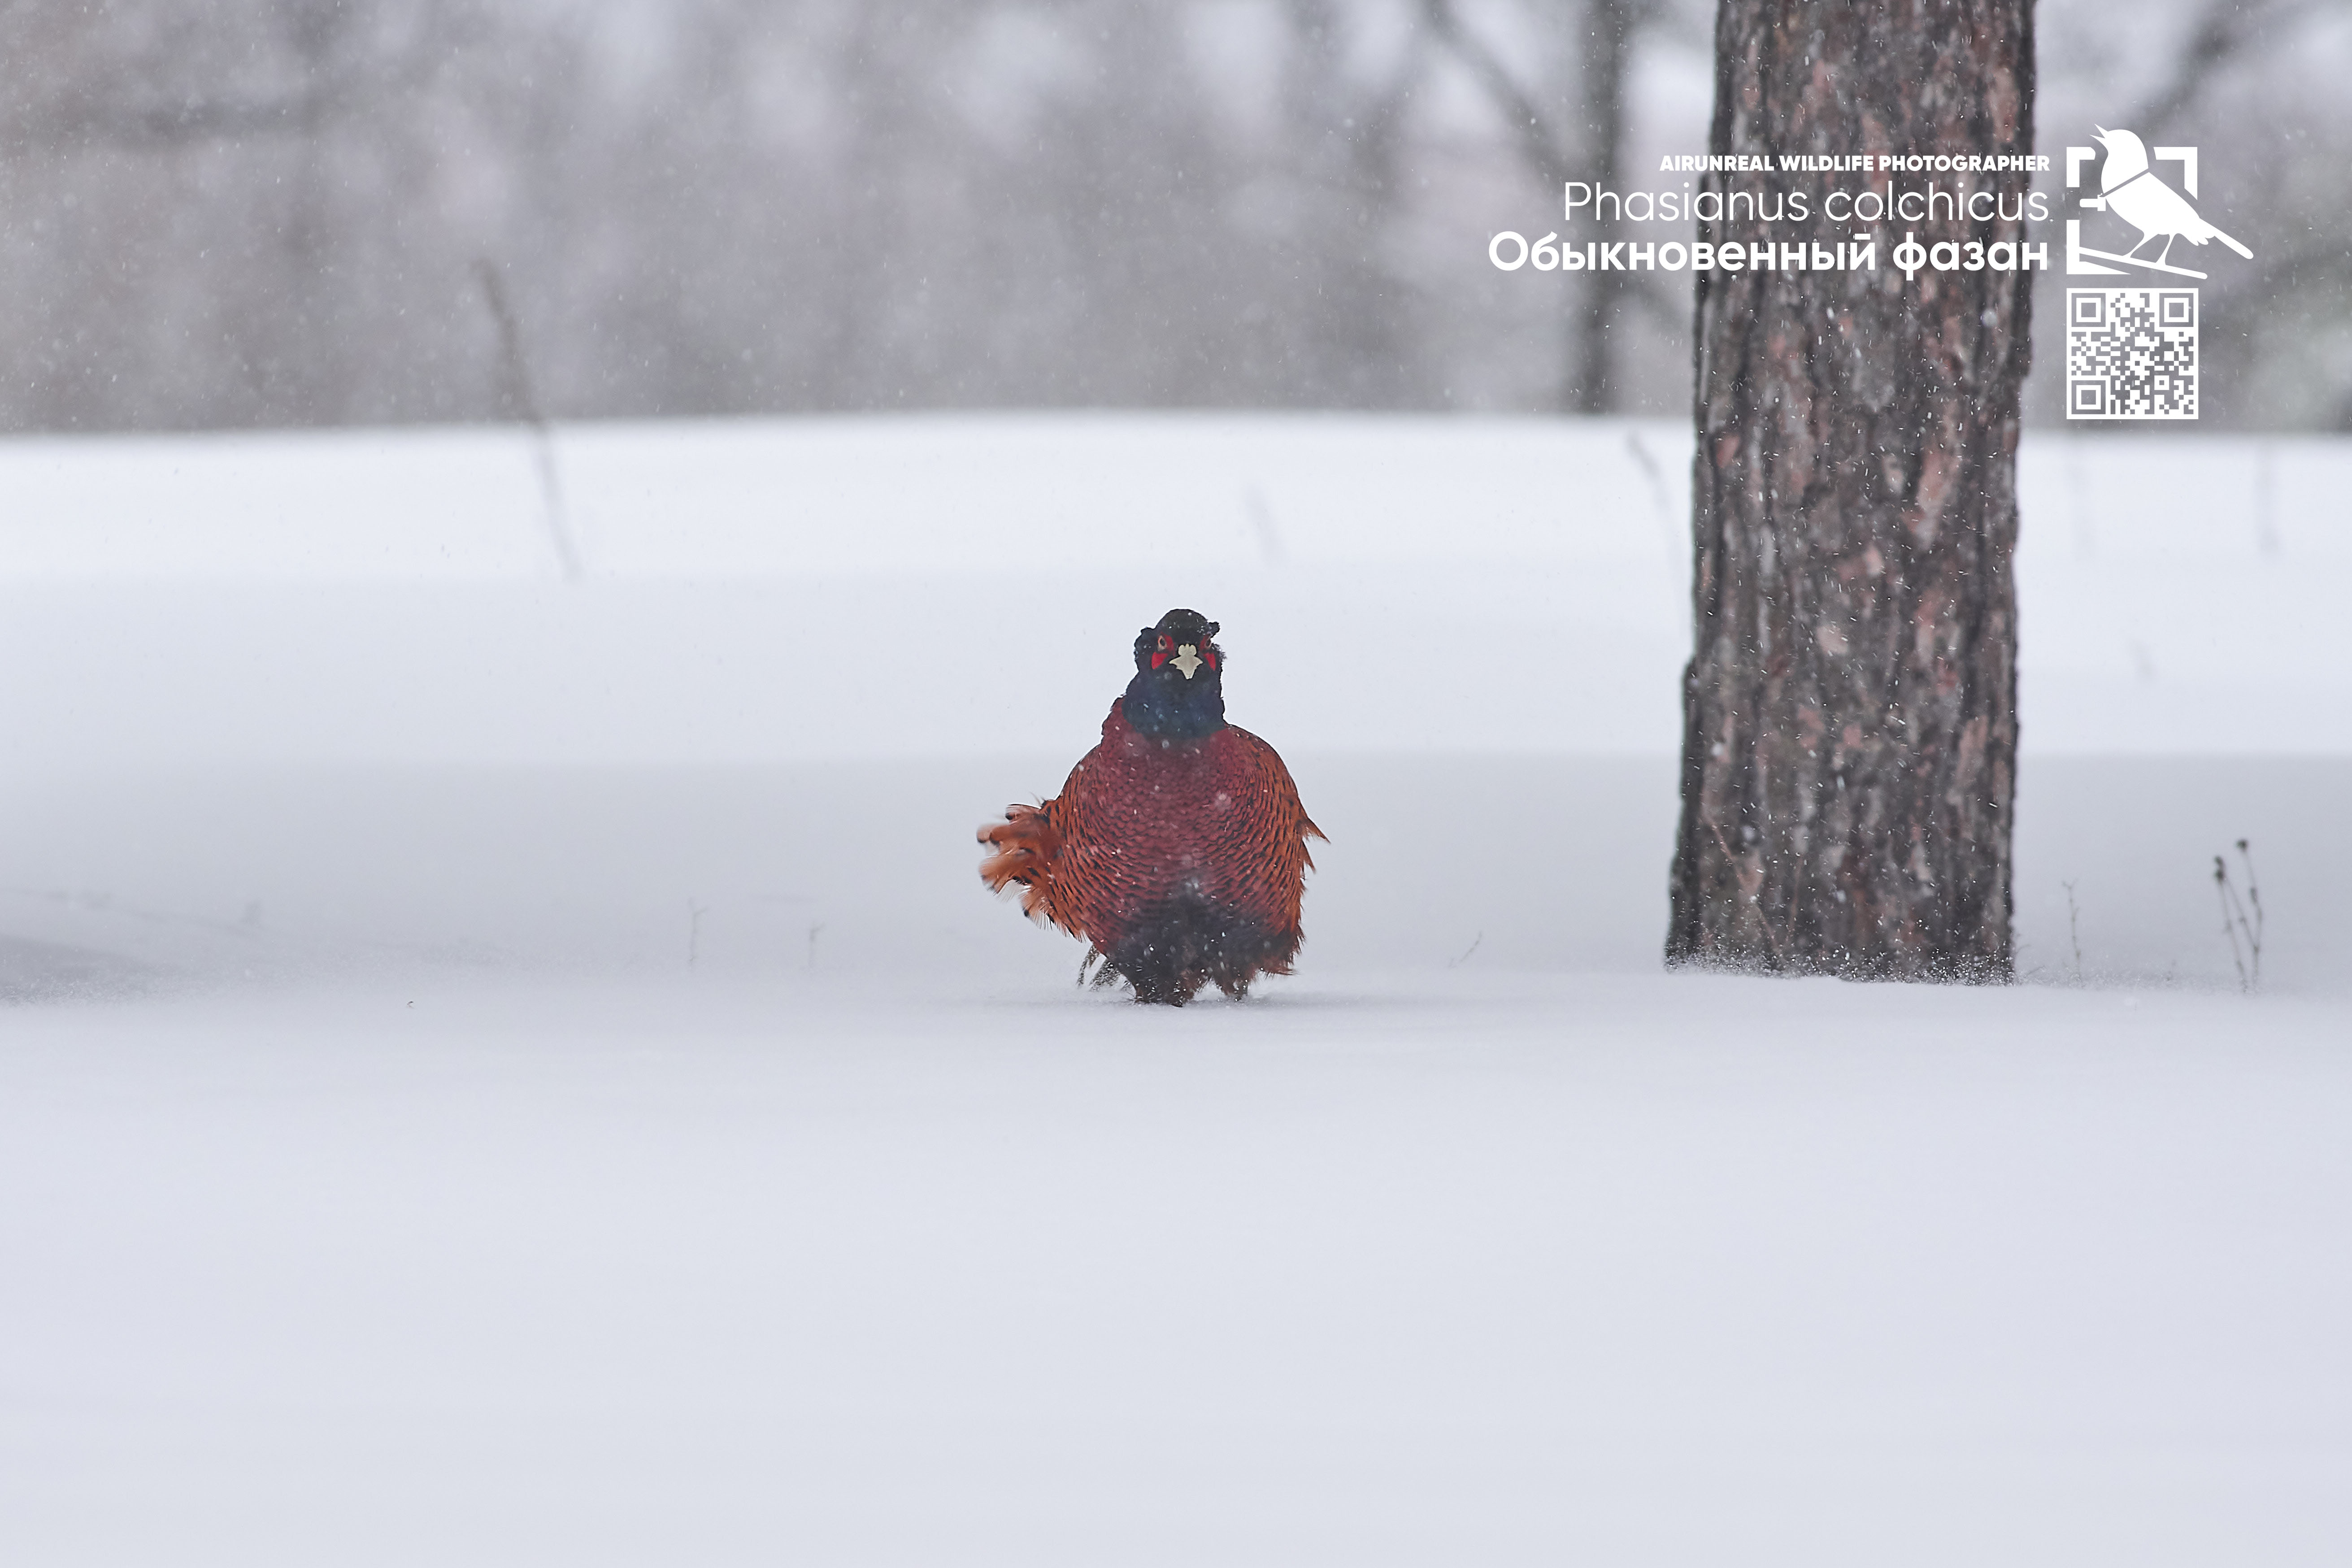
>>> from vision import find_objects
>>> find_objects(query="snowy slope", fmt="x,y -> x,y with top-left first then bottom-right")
0,414 -> 2344,765
0,413 -> 2342,985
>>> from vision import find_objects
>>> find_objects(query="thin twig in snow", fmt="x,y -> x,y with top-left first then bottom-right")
2235,839 -> 2263,988
476,258 -> 582,583
2213,855 -> 2250,992
2063,880 -> 2083,983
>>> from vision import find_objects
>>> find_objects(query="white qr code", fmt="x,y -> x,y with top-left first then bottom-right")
2066,288 -> 2197,419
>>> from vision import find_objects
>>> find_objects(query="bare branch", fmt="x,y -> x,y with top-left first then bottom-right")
2126,0 -> 2323,138
1419,0 -> 1572,187
1,5 -> 457,157
11,86 -> 343,153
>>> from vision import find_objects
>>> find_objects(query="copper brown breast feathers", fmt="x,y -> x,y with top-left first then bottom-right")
978,610 -> 1322,1004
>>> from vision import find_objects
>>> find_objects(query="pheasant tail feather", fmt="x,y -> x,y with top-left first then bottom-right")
978,802 -> 1067,929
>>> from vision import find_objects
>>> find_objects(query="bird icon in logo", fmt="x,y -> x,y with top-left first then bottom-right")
2082,127 -> 2252,274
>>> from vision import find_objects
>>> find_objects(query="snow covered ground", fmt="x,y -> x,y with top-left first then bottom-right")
8,969 -> 2348,1565
2,415 -> 2347,1563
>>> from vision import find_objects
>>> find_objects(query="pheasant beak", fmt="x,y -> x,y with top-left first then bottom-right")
1169,644 -> 1204,679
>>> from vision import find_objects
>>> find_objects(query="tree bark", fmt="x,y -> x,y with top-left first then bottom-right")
1667,0 -> 2034,980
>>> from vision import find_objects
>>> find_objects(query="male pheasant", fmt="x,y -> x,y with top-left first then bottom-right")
978,609 -> 1323,1005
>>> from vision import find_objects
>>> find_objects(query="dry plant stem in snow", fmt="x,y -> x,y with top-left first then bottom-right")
2213,839 -> 2264,992
2064,880 -> 2083,983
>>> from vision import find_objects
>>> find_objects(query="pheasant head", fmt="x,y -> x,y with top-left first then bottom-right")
1125,608 -> 1226,740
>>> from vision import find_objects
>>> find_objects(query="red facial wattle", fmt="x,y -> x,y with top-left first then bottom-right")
1146,631 -> 1217,678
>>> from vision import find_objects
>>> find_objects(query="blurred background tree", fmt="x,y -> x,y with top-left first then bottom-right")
1,0 -> 2343,432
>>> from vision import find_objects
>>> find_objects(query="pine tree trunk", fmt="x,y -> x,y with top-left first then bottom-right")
1666,0 -> 2035,980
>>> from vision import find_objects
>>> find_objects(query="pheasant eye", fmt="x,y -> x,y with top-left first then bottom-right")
1157,635 -> 1171,650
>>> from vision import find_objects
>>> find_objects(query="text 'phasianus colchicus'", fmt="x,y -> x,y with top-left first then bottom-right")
978,610 -> 1323,1004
